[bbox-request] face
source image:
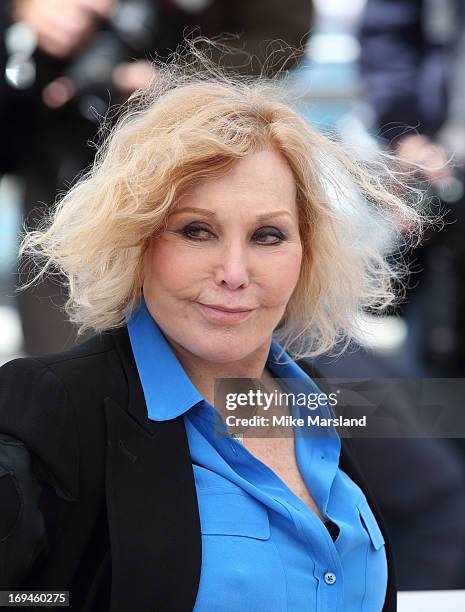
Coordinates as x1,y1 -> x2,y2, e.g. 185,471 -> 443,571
142,147 -> 303,365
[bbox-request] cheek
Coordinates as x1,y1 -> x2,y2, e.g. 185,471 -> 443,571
261,248 -> 303,305
144,240 -> 197,293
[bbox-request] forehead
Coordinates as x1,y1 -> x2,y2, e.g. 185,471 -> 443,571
174,149 -> 298,215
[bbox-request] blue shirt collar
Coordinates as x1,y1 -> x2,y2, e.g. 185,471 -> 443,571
127,298 -> 204,420
126,297 -> 304,422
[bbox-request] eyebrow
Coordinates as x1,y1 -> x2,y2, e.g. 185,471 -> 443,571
171,206 -> 293,222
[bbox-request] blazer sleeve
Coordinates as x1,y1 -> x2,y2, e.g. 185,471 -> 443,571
0,433 -> 47,588
0,358 -> 79,588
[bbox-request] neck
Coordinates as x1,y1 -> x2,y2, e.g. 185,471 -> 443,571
166,337 -> 274,406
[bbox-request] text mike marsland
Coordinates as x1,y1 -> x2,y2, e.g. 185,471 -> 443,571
225,415 -> 368,428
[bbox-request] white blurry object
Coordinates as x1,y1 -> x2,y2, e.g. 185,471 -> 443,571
4,21 -> 38,89
353,314 -> 408,356
307,33 -> 360,63
0,176 -> 22,275
0,306 -> 23,361
313,0 -> 367,24
5,22 -> 38,56
398,590 -> 465,612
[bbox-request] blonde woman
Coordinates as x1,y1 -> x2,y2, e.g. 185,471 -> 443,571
0,44 -> 427,611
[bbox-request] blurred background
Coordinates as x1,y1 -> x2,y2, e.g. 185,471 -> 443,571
2,0 -> 465,596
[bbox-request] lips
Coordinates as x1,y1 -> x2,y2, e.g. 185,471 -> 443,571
198,303 -> 254,313
195,302 -> 255,323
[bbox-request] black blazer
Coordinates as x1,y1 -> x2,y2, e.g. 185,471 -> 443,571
0,326 -> 397,611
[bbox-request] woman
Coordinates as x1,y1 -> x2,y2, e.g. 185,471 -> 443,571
0,44 -> 426,611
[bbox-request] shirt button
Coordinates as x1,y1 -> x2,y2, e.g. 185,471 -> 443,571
324,572 -> 337,585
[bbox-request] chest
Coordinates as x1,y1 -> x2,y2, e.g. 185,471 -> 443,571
241,435 -> 327,523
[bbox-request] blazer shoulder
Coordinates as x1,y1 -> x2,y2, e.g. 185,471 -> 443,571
1,327 -> 127,397
0,327 -> 129,501
28,328 -> 120,367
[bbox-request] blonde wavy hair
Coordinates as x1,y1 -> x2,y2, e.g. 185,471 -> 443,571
18,39 -> 435,360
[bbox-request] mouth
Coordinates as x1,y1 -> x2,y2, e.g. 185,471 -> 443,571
195,302 -> 256,324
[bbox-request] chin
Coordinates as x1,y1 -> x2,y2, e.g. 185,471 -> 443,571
185,335 -> 260,364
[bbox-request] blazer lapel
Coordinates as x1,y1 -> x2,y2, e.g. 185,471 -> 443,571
104,328 -> 202,612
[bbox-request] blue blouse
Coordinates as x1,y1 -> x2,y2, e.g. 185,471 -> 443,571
127,300 -> 388,611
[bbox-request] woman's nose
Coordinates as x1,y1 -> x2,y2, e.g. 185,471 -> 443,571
214,241 -> 250,289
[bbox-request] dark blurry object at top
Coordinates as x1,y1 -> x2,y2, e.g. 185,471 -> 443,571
1,0 -> 313,176
359,0 -> 465,181
0,0 -> 312,356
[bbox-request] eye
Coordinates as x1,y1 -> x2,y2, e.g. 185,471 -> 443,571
253,228 -> 286,245
177,223 -> 214,241
175,223 -> 287,245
